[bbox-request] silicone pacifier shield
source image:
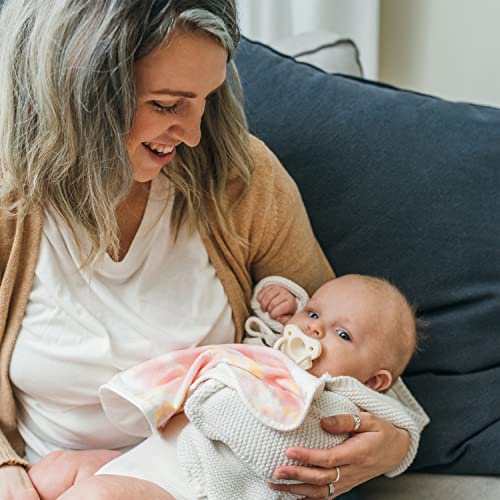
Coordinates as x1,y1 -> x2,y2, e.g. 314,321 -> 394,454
274,324 -> 322,370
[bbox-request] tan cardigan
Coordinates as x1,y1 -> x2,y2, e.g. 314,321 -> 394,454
0,136 -> 334,467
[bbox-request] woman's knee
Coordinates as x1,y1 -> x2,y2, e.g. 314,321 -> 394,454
58,474 -> 175,500
58,475 -> 115,499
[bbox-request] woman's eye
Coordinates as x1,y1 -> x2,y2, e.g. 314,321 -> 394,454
151,101 -> 180,115
337,329 -> 351,341
308,311 -> 319,319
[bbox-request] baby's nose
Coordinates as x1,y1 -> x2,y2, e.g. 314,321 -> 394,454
308,320 -> 325,338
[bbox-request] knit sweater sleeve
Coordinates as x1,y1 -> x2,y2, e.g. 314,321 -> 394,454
247,138 -> 334,296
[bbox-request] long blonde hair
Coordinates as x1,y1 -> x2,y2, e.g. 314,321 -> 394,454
0,0 -> 252,264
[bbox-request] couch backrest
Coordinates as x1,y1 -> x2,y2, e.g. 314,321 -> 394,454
235,37 -> 500,475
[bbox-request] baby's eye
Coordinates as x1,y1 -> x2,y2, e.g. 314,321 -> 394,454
308,311 -> 319,320
337,329 -> 351,341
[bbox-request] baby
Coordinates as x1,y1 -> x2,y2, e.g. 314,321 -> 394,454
29,274 -> 428,500
170,274 -> 427,500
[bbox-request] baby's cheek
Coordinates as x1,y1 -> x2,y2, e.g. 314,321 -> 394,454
286,314 -> 303,326
308,359 -> 324,377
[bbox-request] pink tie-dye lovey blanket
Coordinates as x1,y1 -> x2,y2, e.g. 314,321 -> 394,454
99,344 -> 324,437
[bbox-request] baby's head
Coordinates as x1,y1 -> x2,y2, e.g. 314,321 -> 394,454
286,274 -> 418,392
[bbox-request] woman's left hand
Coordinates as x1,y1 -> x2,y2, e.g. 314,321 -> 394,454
268,412 -> 410,499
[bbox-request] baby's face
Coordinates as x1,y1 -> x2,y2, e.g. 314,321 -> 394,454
286,276 -> 393,385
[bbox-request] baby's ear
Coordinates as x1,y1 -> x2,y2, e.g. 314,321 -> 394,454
364,369 -> 393,392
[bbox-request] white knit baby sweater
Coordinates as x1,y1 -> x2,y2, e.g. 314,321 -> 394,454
178,375 -> 428,500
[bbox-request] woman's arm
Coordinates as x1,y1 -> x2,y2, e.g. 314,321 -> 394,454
269,413 -> 410,499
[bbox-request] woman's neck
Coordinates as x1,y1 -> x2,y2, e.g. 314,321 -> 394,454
112,181 -> 151,261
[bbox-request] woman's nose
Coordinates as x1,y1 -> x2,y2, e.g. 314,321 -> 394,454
168,101 -> 204,148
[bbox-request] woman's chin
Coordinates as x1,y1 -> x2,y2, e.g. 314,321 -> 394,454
132,169 -> 162,183
132,160 -> 167,182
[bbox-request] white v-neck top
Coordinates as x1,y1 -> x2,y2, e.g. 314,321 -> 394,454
10,174 -> 234,463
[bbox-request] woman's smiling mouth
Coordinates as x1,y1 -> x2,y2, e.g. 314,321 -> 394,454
143,142 -> 175,157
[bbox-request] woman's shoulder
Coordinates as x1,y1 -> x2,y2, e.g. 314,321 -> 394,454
243,134 -> 299,199
222,134 -> 305,232
0,204 -> 20,258
248,134 -> 285,175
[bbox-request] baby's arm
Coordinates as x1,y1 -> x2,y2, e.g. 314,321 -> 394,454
28,449 -> 121,499
257,284 -> 297,325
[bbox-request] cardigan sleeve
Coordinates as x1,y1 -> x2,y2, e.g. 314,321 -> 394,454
247,140 -> 334,296
0,208 -> 42,469
0,430 -> 28,468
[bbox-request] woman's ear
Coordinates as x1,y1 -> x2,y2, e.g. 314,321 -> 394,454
364,369 -> 393,392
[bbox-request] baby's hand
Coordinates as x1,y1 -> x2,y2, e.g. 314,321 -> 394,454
257,285 -> 297,325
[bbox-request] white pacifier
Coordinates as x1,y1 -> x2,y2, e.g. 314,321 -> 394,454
273,324 -> 322,371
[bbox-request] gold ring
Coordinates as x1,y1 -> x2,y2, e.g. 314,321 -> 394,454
352,414 -> 361,431
325,482 -> 335,499
332,465 -> 341,483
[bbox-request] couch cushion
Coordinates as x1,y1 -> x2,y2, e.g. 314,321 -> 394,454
359,473 -> 500,500
269,30 -> 363,77
234,37 -> 500,474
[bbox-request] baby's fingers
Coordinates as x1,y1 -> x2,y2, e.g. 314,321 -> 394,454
269,299 -> 296,321
275,314 -> 293,325
257,286 -> 282,312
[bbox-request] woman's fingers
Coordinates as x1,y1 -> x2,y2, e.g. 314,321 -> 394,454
283,433 -> 372,469
271,461 -> 368,498
320,412 -> 378,434
273,463 -> 352,486
268,480 -> 340,499
268,472 -> 354,499
321,412 -> 411,470
283,446 -> 344,469
281,414 -> 380,469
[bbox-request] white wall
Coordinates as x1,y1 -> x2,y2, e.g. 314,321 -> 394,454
379,0 -> 500,108
238,0 -> 380,79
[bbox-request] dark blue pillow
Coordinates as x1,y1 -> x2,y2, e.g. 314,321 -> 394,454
235,37 -> 500,475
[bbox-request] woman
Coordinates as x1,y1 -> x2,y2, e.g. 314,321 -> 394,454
0,1 -> 412,498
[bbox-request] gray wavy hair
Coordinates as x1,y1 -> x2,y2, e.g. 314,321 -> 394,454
0,0 -> 252,264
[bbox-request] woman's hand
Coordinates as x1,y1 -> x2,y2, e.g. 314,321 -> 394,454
28,449 -> 122,500
269,412 -> 411,499
0,464 -> 40,500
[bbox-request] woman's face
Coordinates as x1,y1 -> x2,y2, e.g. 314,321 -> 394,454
128,29 -> 228,182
